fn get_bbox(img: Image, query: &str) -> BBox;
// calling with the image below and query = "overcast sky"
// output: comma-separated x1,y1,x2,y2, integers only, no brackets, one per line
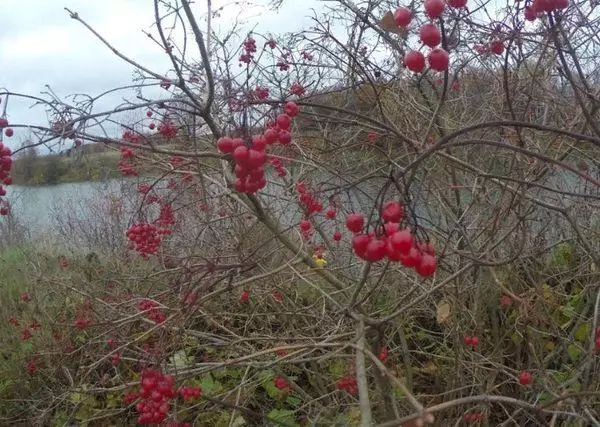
0,0,322,151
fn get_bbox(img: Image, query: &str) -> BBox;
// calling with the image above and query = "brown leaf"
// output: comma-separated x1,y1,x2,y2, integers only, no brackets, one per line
436,300,452,325
379,11,406,35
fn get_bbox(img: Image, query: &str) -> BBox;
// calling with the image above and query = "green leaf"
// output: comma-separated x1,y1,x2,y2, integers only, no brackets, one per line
169,349,194,369
328,360,345,379
200,374,222,396
574,322,591,343
511,331,523,345
258,369,275,384
567,343,583,362
538,391,553,405
266,409,298,427
570,381,582,393
20,341,33,353
286,396,301,406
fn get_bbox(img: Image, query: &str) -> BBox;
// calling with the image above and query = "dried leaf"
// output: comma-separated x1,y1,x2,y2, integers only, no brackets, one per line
379,11,406,35
436,300,451,325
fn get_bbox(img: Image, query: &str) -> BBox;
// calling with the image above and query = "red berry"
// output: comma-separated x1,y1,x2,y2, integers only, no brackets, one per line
390,230,413,253
415,254,437,277
233,146,249,163
276,114,291,130
470,336,479,347
274,376,290,390
217,136,235,153
278,130,292,144
300,219,311,232
264,128,279,144
447,0,468,7
524,6,537,20
383,222,400,236
378,346,389,361
284,101,300,117
428,48,450,72
381,201,404,223
518,370,533,385
4,128,13,137
424,0,445,18
333,231,342,241
419,24,441,48
463,336,473,346
326,208,336,219
146,110,152,117
399,247,422,268
404,51,425,72
394,7,413,26
0,118,7,128
500,295,512,308
346,213,365,233
352,234,372,257
490,40,505,55
364,238,387,262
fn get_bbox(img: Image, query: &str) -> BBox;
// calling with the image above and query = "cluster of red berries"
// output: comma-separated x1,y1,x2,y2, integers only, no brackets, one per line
178,385,202,401
336,376,358,396
137,299,166,324
518,370,533,385
273,376,291,390
463,335,479,349
135,368,176,425
240,37,257,64
119,147,138,177
21,328,33,341
297,183,323,214
0,141,12,216
156,203,175,230
25,354,40,375
0,116,13,138
301,50,313,61
138,183,152,194
74,316,92,330
277,58,290,71
525,0,568,21
473,40,505,55
217,101,300,194
395,0,465,73
254,86,269,100
123,129,143,144
290,82,305,96
168,155,185,168
463,412,486,423
157,121,178,139
345,201,438,277
268,155,287,177
126,223,168,257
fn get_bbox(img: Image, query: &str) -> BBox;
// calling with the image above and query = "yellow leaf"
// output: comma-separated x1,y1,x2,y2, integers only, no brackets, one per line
312,254,327,268
436,300,451,325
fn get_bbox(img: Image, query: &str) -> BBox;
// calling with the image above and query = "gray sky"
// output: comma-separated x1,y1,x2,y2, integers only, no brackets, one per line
0,0,321,151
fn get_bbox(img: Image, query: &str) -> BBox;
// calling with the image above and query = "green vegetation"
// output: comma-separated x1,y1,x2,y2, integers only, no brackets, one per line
0,240,597,425
11,150,123,186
